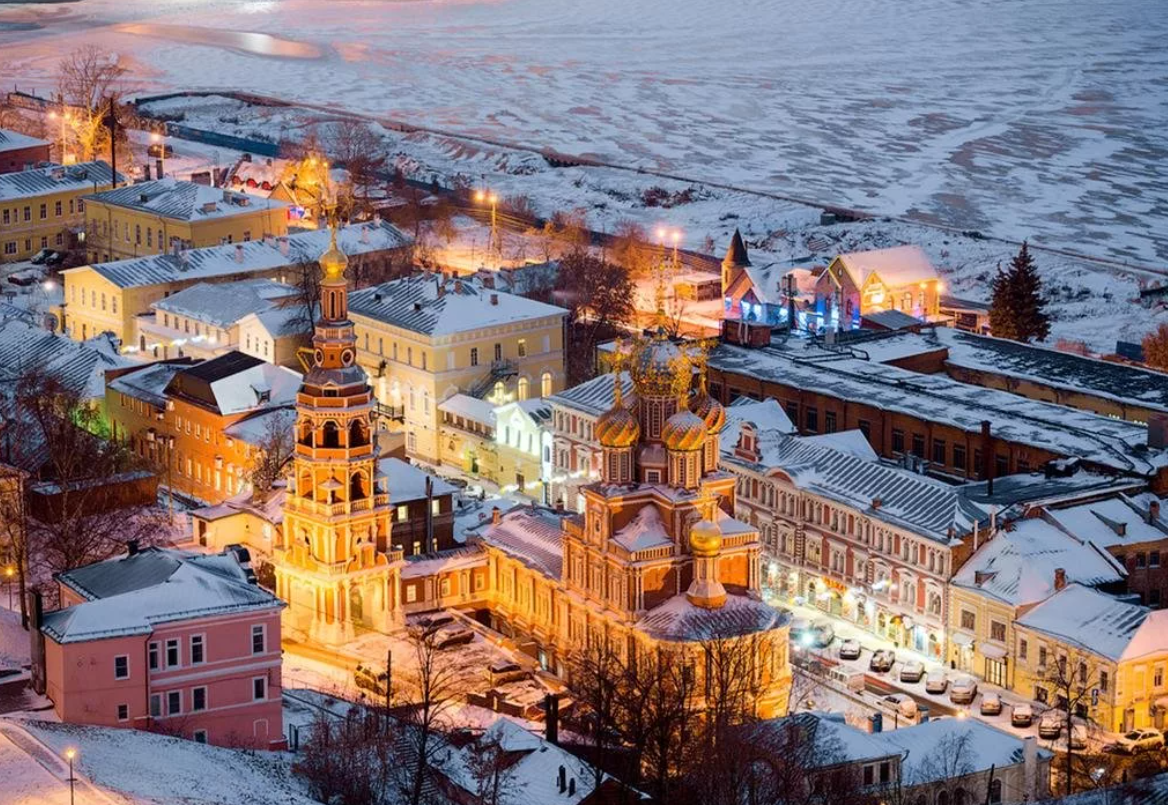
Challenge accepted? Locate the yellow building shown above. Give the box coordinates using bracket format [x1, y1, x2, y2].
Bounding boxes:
[437, 393, 498, 481]
[348, 274, 567, 465]
[493, 399, 552, 501]
[0, 162, 119, 263]
[83, 178, 289, 263]
[1012, 584, 1168, 733]
[948, 518, 1126, 689]
[61, 220, 409, 346]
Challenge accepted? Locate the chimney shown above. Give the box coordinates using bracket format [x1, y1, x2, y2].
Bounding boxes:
[235, 243, 244, 263]
[1023, 736, 1038, 801]
[361, 226, 369, 244]
[455, 279, 463, 293]
[871, 497, 882, 510]
[279, 236, 290, 256]
[545, 694, 559, 744]
[1150, 500, 1161, 524]
[981, 420, 994, 496]
[568, 779, 576, 797]
[490, 293, 499, 306]
[155, 158, 164, 180]
[557, 766, 566, 793]
[1054, 567, 1067, 591]
[127, 539, 140, 556]
[868, 712, 883, 734]
[491, 507, 502, 526]
[143, 163, 152, 181]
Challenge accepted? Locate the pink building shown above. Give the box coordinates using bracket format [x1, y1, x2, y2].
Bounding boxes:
[38, 545, 286, 750]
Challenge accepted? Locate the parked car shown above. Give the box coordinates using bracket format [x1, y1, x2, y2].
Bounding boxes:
[869, 649, 896, 673]
[980, 692, 1002, 716]
[1070, 724, 1088, 750]
[1038, 711, 1064, 739]
[924, 669, 949, 694]
[29, 248, 53, 265]
[44, 250, 64, 267]
[899, 660, 925, 683]
[1011, 703, 1034, 727]
[950, 676, 978, 704]
[6, 273, 36, 287]
[1114, 729, 1164, 754]
[789, 617, 812, 641]
[811, 621, 835, 647]
[881, 693, 918, 722]
[838, 638, 862, 660]
[354, 663, 388, 696]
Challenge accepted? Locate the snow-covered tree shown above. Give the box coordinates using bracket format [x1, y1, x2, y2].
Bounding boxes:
[989, 242, 1050, 343]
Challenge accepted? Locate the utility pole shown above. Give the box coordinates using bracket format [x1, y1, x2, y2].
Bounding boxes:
[101, 96, 120, 187]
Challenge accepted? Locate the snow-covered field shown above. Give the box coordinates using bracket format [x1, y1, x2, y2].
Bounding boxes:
[1, 0, 1165, 264]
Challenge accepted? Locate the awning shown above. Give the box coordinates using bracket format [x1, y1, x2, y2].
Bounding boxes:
[981, 643, 1008, 660]
[951, 632, 975, 648]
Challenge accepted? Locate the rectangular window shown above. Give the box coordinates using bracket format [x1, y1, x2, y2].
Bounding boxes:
[932, 439, 946, 465]
[1100, 670, 1109, 692]
[858, 419, 871, 440]
[1019, 639, 1028, 660]
[494, 343, 502, 362]
[1156, 666, 1164, 688]
[470, 347, 478, 366]
[990, 621, 1006, 642]
[953, 444, 967, 471]
[431, 498, 440, 516]
[863, 766, 874, 786]
[805, 407, 818, 433]
[39, 203, 47, 220]
[114, 655, 129, 679]
[1039, 646, 1048, 669]
[824, 410, 837, 433]
[960, 610, 975, 631]
[148, 642, 159, 671]
[995, 454, 1009, 477]
[1138, 553, 1147, 569]
[911, 433, 925, 457]
[518, 338, 527, 358]
[117, 703, 129, 722]
[190, 634, 205, 665]
[253, 676, 267, 701]
[193, 730, 207, 744]
[1152, 552, 1161, 568]
[150, 694, 161, 718]
[192, 686, 207, 712]
[251, 624, 266, 654]
[397, 504, 408, 521]
[166, 638, 180, 667]
[167, 690, 181, 715]
[54, 201, 62, 216]
[891, 429, 904, 454]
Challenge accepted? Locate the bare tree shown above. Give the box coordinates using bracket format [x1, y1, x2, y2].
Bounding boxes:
[0, 463, 29, 627]
[326, 119, 387, 215]
[898, 729, 976, 805]
[397, 620, 464, 805]
[610, 220, 658, 278]
[247, 410, 295, 503]
[1037, 648, 1104, 796]
[55, 46, 130, 164]
[464, 733, 521, 805]
[554, 251, 635, 384]
[294, 707, 396, 805]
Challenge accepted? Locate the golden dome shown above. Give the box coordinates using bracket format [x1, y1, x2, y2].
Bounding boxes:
[689, 518, 723, 557]
[597, 404, 640, 448]
[662, 409, 707, 452]
[630, 333, 690, 400]
[320, 226, 347, 282]
[691, 392, 725, 434]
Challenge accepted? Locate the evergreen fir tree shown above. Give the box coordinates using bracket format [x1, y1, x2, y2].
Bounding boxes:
[988, 262, 1017, 341]
[1009, 241, 1050, 342]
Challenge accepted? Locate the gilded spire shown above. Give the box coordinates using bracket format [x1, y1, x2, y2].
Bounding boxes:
[319, 203, 348, 284]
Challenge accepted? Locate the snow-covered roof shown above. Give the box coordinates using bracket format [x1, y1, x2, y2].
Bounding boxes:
[834, 245, 938, 289]
[1016, 584, 1150, 661]
[635, 592, 786, 642]
[862, 309, 922, 331]
[57, 547, 187, 601]
[612, 506, 673, 553]
[879, 719, 1051, 784]
[0, 318, 132, 402]
[349, 274, 566, 337]
[0, 161, 120, 202]
[799, 429, 879, 462]
[718, 398, 797, 455]
[479, 507, 568, 579]
[712, 342, 1168, 476]
[722, 421, 985, 544]
[69, 220, 409, 289]
[952, 519, 1125, 607]
[223, 406, 297, 446]
[1044, 495, 1168, 550]
[152, 279, 299, 329]
[400, 545, 486, 579]
[244, 303, 312, 339]
[108, 361, 188, 408]
[752, 712, 900, 767]
[44, 548, 283, 643]
[165, 352, 301, 415]
[0, 128, 49, 153]
[84, 177, 288, 222]
[191, 482, 286, 526]
[474, 261, 561, 297]
[376, 457, 458, 503]
[549, 371, 634, 418]
[438, 393, 496, 426]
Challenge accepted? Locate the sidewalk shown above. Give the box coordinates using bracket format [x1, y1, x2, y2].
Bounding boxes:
[0, 721, 126, 805]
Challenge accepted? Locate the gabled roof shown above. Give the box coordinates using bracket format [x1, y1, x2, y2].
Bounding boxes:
[0, 128, 49, 153]
[108, 361, 188, 408]
[751, 712, 900, 768]
[636, 592, 785, 641]
[56, 547, 186, 601]
[879, 718, 1052, 784]
[951, 518, 1125, 607]
[1044, 495, 1168, 549]
[152, 278, 299, 329]
[549, 372, 634, 418]
[0, 161, 120, 202]
[83, 178, 288, 222]
[44, 548, 283, 643]
[164, 351, 301, 415]
[612, 505, 673, 553]
[1016, 583, 1150, 661]
[479, 507, 569, 579]
[438, 393, 496, 427]
[349, 275, 566, 337]
[0, 318, 132, 402]
[833, 245, 938, 289]
[719, 397, 797, 455]
[377, 457, 458, 503]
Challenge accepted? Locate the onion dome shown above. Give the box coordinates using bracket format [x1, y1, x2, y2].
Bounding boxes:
[597, 404, 640, 448]
[662, 408, 707, 452]
[689, 519, 723, 557]
[319, 225, 348, 282]
[631, 335, 688, 399]
[690, 374, 726, 434]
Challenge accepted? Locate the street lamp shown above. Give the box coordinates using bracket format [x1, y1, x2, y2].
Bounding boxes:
[151, 131, 166, 179]
[4, 566, 13, 611]
[48, 110, 73, 164]
[65, 747, 76, 805]
[474, 189, 500, 265]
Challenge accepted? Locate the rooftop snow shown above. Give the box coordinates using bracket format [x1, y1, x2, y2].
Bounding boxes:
[719, 397, 797, 454]
[84, 177, 288, 221]
[479, 507, 568, 579]
[879, 718, 1052, 784]
[152, 278, 299, 328]
[751, 712, 900, 767]
[401, 545, 487, 579]
[1016, 583, 1150, 661]
[711, 341, 1168, 476]
[0, 128, 49, 152]
[834, 245, 938, 288]
[951, 518, 1125, 607]
[349, 274, 566, 338]
[165, 351, 301, 415]
[0, 317, 132, 401]
[69, 220, 409, 289]
[635, 592, 786, 642]
[223, 406, 297, 446]
[438, 393, 496, 426]
[612, 506, 673, 553]
[0, 161, 120, 202]
[377, 457, 458, 503]
[799, 429, 879, 462]
[548, 371, 634, 418]
[1044, 495, 1168, 549]
[108, 360, 188, 408]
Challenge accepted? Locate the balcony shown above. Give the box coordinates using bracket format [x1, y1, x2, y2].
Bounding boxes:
[376, 402, 404, 422]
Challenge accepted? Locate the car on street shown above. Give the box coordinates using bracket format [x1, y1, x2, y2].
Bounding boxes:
[789, 617, 812, 642]
[1038, 710, 1064, 739]
[1070, 724, 1089, 750]
[924, 669, 949, 694]
[980, 691, 1002, 716]
[881, 693, 918, 722]
[29, 248, 53, 265]
[811, 621, 835, 647]
[899, 660, 925, 683]
[1011, 703, 1034, 727]
[1114, 729, 1164, 754]
[838, 638, 862, 660]
[869, 649, 896, 673]
[950, 675, 978, 704]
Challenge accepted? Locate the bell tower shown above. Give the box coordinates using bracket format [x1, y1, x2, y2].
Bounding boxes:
[274, 214, 400, 645]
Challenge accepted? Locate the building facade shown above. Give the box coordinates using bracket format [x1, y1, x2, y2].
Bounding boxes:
[0, 129, 51, 175]
[38, 545, 285, 749]
[547, 372, 635, 511]
[0, 161, 119, 263]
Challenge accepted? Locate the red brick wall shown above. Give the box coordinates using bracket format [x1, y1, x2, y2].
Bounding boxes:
[0, 144, 51, 174]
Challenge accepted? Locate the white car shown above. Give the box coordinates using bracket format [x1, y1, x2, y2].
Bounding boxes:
[881, 693, 918, 722]
[1070, 724, 1088, 750]
[924, 669, 949, 694]
[838, 638, 862, 660]
[949, 675, 978, 704]
[899, 660, 925, 683]
[869, 649, 896, 673]
[1038, 710, 1063, 739]
[980, 691, 1002, 716]
[811, 621, 835, 647]
[1011, 703, 1034, 727]
[1114, 728, 1164, 754]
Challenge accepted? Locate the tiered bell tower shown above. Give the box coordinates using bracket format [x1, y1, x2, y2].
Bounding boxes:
[274, 219, 399, 645]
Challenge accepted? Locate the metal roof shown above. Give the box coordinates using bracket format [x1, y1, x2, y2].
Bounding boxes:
[548, 371, 634, 418]
[83, 177, 287, 222]
[0, 161, 120, 202]
[0, 128, 49, 152]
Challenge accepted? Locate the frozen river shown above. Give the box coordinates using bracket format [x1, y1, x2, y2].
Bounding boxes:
[1, 0, 1165, 262]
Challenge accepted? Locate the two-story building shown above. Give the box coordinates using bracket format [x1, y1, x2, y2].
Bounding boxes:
[378, 457, 457, 556]
[0, 161, 120, 262]
[492, 398, 553, 502]
[36, 544, 285, 749]
[0, 129, 51, 174]
[348, 274, 567, 465]
[547, 371, 634, 511]
[62, 219, 408, 345]
[82, 178, 290, 263]
[106, 351, 301, 505]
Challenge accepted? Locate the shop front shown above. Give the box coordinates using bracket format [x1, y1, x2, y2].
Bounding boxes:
[982, 643, 1008, 687]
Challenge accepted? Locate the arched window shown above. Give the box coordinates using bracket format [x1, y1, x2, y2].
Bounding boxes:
[350, 471, 368, 501]
[349, 418, 367, 447]
[493, 381, 505, 402]
[937, 791, 949, 805]
[541, 372, 553, 397]
[988, 780, 1002, 804]
[321, 420, 340, 448]
[518, 376, 529, 401]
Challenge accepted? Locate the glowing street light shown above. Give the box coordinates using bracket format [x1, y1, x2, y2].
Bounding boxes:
[49, 110, 75, 165]
[151, 131, 167, 179]
[65, 747, 77, 805]
[474, 189, 501, 265]
[4, 565, 13, 611]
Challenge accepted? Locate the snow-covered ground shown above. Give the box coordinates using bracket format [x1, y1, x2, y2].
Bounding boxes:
[1, 0, 1165, 265]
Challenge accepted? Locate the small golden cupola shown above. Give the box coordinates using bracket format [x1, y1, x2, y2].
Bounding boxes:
[662, 395, 707, 490]
[689, 368, 725, 473]
[686, 518, 727, 609]
[596, 371, 639, 485]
